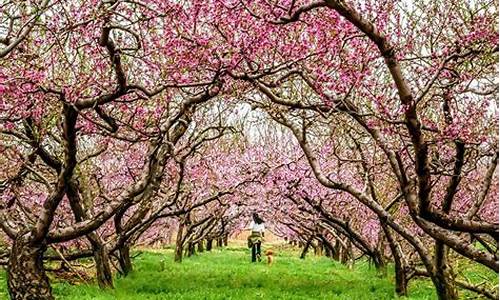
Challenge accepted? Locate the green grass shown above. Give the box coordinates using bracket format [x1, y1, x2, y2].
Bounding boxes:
[0, 246, 494, 299]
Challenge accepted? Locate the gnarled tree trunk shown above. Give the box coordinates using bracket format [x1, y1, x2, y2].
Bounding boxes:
[91, 237, 113, 288]
[8, 234, 53, 300]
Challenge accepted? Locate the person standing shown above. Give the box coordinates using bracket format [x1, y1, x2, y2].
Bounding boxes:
[247, 212, 265, 262]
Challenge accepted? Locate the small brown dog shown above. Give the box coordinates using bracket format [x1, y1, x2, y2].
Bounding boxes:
[265, 249, 274, 265]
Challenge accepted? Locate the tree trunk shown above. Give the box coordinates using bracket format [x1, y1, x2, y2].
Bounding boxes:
[377, 226, 386, 259]
[206, 238, 213, 251]
[315, 239, 323, 256]
[431, 272, 458, 300]
[175, 222, 185, 262]
[67, 179, 113, 287]
[370, 250, 386, 276]
[332, 239, 340, 261]
[216, 237, 223, 247]
[382, 224, 407, 296]
[431, 163, 459, 300]
[346, 239, 354, 269]
[433, 243, 458, 300]
[319, 235, 335, 259]
[340, 239, 354, 269]
[8, 234, 53, 300]
[300, 235, 313, 259]
[186, 242, 195, 257]
[340, 246, 348, 264]
[394, 259, 408, 297]
[118, 243, 133, 276]
[223, 234, 228, 246]
[174, 242, 183, 262]
[197, 241, 204, 253]
[92, 238, 113, 288]
[324, 245, 332, 258]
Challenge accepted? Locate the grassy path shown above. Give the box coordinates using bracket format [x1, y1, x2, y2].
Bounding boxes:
[1, 246, 439, 299]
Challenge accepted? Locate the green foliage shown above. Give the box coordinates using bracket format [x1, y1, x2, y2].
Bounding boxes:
[0, 247, 491, 299]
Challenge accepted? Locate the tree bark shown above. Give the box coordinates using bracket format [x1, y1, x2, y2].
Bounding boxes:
[370, 250, 386, 275]
[340, 249, 347, 264]
[300, 235, 313, 259]
[118, 243, 133, 276]
[324, 245, 332, 258]
[197, 241, 204, 253]
[91, 238, 113, 288]
[8, 234, 53, 300]
[67, 179, 113, 288]
[315, 239, 323, 256]
[433, 244, 458, 300]
[174, 222, 185, 262]
[332, 239, 340, 261]
[394, 260, 407, 296]
[318, 235, 335, 258]
[206, 238, 213, 251]
[340, 239, 354, 269]
[382, 224, 407, 296]
[346, 240, 354, 269]
[186, 242, 195, 257]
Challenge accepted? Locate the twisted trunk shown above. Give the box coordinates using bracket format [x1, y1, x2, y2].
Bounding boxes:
[8, 234, 52, 300]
